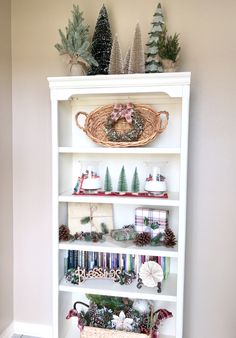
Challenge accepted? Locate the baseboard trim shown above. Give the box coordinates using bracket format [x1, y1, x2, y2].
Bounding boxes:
[14, 321, 52, 338]
[0, 322, 14, 338]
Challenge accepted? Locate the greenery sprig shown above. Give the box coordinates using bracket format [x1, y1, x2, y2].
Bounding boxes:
[157, 27, 180, 62]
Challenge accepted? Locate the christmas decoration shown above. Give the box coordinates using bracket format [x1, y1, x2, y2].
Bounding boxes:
[132, 299, 151, 314]
[128, 23, 145, 74]
[112, 311, 133, 331]
[134, 232, 152, 246]
[145, 3, 165, 73]
[104, 103, 144, 142]
[108, 34, 123, 74]
[111, 225, 137, 241]
[156, 27, 181, 72]
[68, 203, 113, 234]
[55, 4, 98, 75]
[145, 166, 167, 195]
[100, 222, 109, 235]
[89, 5, 112, 75]
[163, 226, 177, 247]
[114, 270, 136, 285]
[59, 224, 72, 241]
[117, 165, 128, 192]
[66, 267, 123, 285]
[150, 233, 163, 246]
[137, 261, 163, 293]
[152, 309, 173, 335]
[104, 167, 113, 192]
[86, 295, 132, 313]
[74, 231, 104, 242]
[135, 207, 168, 238]
[131, 167, 140, 193]
[66, 298, 173, 336]
[123, 48, 131, 74]
[138, 261, 163, 288]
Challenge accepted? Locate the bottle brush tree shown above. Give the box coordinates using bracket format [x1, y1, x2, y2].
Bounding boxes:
[128, 23, 145, 74]
[104, 166, 113, 192]
[108, 34, 123, 74]
[145, 3, 165, 73]
[89, 5, 113, 75]
[123, 48, 131, 74]
[54, 4, 98, 74]
[131, 167, 140, 193]
[117, 165, 128, 192]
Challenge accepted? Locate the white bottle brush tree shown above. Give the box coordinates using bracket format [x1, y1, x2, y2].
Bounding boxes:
[55, 4, 98, 75]
[128, 23, 145, 74]
[145, 3, 165, 73]
[108, 34, 123, 74]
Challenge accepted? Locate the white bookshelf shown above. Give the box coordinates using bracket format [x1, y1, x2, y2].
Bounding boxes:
[48, 73, 191, 338]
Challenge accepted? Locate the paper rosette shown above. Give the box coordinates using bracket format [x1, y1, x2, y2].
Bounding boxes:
[139, 261, 163, 287]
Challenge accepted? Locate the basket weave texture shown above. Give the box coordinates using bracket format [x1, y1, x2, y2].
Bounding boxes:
[80, 326, 149, 338]
[75, 104, 169, 148]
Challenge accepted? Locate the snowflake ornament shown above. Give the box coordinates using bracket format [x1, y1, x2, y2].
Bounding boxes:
[112, 311, 133, 331]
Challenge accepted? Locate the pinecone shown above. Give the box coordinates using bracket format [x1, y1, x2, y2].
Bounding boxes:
[59, 224, 71, 241]
[134, 232, 151, 246]
[164, 227, 177, 247]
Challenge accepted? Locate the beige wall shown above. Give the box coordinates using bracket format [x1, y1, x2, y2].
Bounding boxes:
[0, 0, 13, 333]
[11, 0, 236, 337]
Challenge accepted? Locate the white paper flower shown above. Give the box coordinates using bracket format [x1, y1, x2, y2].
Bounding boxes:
[139, 261, 163, 287]
[112, 311, 133, 331]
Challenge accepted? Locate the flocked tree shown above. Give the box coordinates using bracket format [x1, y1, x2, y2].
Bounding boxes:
[89, 5, 113, 75]
[54, 4, 98, 74]
[117, 166, 128, 192]
[108, 34, 123, 74]
[123, 48, 131, 74]
[104, 166, 113, 192]
[145, 3, 165, 73]
[131, 167, 140, 193]
[128, 23, 145, 74]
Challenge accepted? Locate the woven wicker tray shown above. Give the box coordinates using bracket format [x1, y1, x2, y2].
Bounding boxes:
[75, 104, 169, 148]
[80, 326, 149, 338]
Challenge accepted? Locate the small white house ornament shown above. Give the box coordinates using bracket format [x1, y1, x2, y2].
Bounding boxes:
[139, 261, 163, 287]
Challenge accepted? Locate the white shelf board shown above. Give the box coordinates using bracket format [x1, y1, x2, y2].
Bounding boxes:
[58, 192, 180, 207]
[59, 274, 177, 302]
[59, 147, 181, 155]
[59, 236, 178, 258]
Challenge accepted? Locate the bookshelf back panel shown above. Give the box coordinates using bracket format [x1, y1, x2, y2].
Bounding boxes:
[59, 153, 180, 195]
[59, 202, 179, 238]
[58, 93, 182, 148]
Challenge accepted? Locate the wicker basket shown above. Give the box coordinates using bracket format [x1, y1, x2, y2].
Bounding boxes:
[80, 326, 149, 338]
[75, 104, 169, 148]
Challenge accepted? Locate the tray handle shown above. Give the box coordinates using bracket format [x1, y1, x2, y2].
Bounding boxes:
[73, 301, 89, 311]
[75, 112, 88, 133]
[158, 111, 169, 133]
